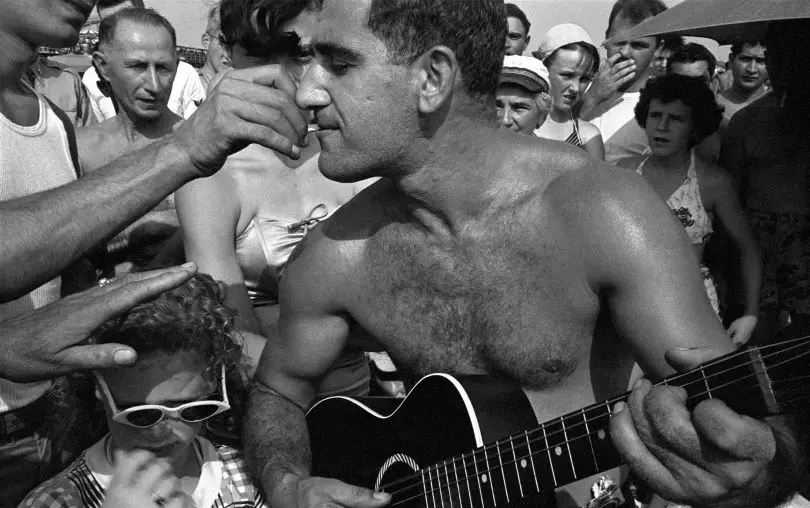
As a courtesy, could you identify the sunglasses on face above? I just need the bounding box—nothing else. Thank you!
[94,365,231,429]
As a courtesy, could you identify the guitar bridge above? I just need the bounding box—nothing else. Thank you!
[584,475,622,508]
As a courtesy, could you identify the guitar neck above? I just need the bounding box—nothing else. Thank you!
[411,339,809,507]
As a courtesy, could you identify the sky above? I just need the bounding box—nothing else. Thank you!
[141,0,728,60]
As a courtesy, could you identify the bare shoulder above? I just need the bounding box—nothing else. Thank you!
[577,119,602,143]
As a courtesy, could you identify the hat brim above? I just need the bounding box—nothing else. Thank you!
[500,71,548,94]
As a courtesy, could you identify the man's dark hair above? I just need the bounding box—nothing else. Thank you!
[635,74,723,147]
[505,3,530,35]
[219,0,314,58]
[661,34,684,53]
[730,40,766,59]
[98,7,177,49]
[368,0,507,104]
[606,0,667,37]
[667,43,716,77]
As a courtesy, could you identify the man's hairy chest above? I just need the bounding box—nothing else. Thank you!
[348,219,598,390]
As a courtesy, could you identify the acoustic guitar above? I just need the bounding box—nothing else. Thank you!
[307,337,810,508]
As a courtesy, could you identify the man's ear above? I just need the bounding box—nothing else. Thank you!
[414,45,458,115]
[525,35,531,49]
[93,50,110,81]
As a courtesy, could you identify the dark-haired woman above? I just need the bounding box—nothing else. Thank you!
[176,0,373,400]
[533,24,605,160]
[619,74,761,345]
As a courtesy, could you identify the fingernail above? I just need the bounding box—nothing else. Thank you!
[291,145,301,157]
[180,262,196,270]
[633,378,645,390]
[374,492,391,501]
[613,401,626,413]
[672,347,711,351]
[114,349,136,365]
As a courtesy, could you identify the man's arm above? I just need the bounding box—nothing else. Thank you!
[1,65,307,302]
[558,167,799,507]
[244,225,390,508]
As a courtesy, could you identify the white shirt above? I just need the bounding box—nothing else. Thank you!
[82,61,206,122]
[0,85,77,411]
[589,92,650,165]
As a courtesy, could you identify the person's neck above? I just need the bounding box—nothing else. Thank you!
[647,148,691,173]
[623,67,651,94]
[390,110,505,236]
[201,61,216,79]
[114,109,178,143]
[725,83,763,104]
[549,107,571,123]
[0,30,36,93]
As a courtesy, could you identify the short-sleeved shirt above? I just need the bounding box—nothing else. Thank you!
[20,436,267,508]
[589,92,650,165]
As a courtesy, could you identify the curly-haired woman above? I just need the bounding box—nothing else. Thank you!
[20,274,267,508]
[618,74,762,346]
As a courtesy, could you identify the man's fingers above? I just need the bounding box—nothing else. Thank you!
[329,481,391,507]
[112,449,159,481]
[55,343,138,372]
[91,264,197,318]
[692,399,776,462]
[248,64,300,98]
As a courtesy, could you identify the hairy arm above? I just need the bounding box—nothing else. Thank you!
[0,137,194,302]
[244,225,353,506]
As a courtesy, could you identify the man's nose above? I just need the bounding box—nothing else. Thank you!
[144,67,159,91]
[295,65,329,110]
[498,107,512,126]
[657,116,670,131]
[745,60,758,73]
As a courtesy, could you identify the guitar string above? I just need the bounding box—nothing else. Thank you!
[386,346,810,507]
[386,343,810,504]
[380,338,810,496]
[378,339,810,503]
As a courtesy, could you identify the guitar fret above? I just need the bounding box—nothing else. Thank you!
[701,368,713,399]
[582,409,599,472]
[495,440,510,503]
[428,465,438,508]
[461,456,475,508]
[509,438,524,498]
[444,462,456,508]
[472,447,487,508]
[541,424,558,487]
[525,431,540,493]
[560,417,578,479]
[450,460,463,508]
[436,463,447,508]
[421,470,431,508]
[482,443,497,506]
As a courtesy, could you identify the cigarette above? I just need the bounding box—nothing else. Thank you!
[307,125,322,133]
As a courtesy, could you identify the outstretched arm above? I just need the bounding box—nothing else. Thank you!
[1,65,307,302]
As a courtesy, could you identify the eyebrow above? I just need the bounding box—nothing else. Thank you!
[313,41,364,63]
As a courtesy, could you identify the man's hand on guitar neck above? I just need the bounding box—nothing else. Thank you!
[610,347,801,508]
[272,474,391,508]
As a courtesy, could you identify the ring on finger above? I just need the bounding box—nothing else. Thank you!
[149,492,166,506]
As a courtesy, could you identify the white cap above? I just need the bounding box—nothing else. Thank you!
[500,55,550,94]
[532,23,598,64]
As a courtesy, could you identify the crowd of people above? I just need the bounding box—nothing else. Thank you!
[1,0,809,507]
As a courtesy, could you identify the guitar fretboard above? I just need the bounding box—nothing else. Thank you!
[389,338,810,508]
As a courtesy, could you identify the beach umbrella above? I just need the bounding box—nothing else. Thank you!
[604,0,810,45]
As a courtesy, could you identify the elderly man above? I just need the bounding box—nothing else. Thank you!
[77,7,184,276]
[198,5,232,92]
[496,55,552,135]
[244,1,804,508]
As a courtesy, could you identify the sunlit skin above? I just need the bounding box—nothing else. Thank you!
[546,48,593,114]
[94,20,177,123]
[496,84,544,135]
[504,16,530,56]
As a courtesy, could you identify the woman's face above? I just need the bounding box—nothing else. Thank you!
[645,98,694,158]
[99,351,217,461]
[547,48,594,113]
[230,8,317,82]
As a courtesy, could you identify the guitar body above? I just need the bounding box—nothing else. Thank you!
[308,374,556,507]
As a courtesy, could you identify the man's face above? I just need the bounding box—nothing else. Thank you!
[96,20,177,123]
[202,16,231,73]
[729,43,767,92]
[504,16,530,56]
[296,0,418,182]
[605,13,658,90]
[496,84,543,135]
[652,48,671,77]
[99,352,215,461]
[669,61,712,87]
[0,0,95,48]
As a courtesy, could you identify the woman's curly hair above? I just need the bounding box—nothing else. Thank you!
[91,273,240,373]
[635,74,724,147]
[219,0,318,58]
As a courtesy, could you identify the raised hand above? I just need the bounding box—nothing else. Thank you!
[173,65,309,178]
[0,264,197,382]
[102,450,193,508]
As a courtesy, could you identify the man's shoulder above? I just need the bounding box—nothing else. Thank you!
[19,454,92,508]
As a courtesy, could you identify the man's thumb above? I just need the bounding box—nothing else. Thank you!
[61,344,137,372]
[665,347,721,372]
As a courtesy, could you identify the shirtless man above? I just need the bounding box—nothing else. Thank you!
[244,1,802,507]
[78,7,182,275]
[720,21,810,345]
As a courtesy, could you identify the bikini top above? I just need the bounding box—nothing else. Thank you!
[636,151,713,245]
[235,204,329,306]
[564,114,585,149]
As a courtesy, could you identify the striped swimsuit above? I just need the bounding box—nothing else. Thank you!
[564,114,585,149]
